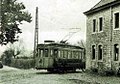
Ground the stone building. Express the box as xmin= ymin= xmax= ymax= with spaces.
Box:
xmin=84 ymin=0 xmax=120 ymax=73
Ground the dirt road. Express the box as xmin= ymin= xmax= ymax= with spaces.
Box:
xmin=0 ymin=66 xmax=120 ymax=84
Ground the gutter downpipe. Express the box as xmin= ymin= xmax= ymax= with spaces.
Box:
xmin=110 ymin=6 xmax=113 ymax=70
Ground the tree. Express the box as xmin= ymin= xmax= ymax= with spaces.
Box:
xmin=0 ymin=0 xmax=32 ymax=45
xmin=76 ymin=40 xmax=86 ymax=61
xmin=8 ymin=38 xmax=26 ymax=58
xmin=1 ymin=39 xmax=25 ymax=65
xmin=76 ymin=40 xmax=86 ymax=48
xmin=1 ymin=48 xmax=13 ymax=65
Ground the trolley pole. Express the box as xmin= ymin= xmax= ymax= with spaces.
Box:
xmin=34 ymin=7 xmax=39 ymax=64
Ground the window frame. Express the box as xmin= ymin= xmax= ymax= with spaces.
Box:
xmin=98 ymin=45 xmax=103 ymax=60
xmin=98 ymin=17 xmax=103 ymax=32
xmin=92 ymin=45 xmax=96 ymax=60
xmin=92 ymin=19 xmax=96 ymax=33
xmin=113 ymin=12 xmax=120 ymax=30
xmin=114 ymin=44 xmax=119 ymax=61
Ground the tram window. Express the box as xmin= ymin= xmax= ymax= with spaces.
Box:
xmin=58 ymin=51 xmax=60 ymax=58
xmin=54 ymin=49 xmax=58 ymax=57
xmin=81 ymin=52 xmax=83 ymax=59
xmin=73 ymin=51 xmax=75 ymax=58
xmin=60 ymin=51 xmax=62 ymax=58
xmin=71 ymin=51 xmax=73 ymax=58
xmin=70 ymin=51 xmax=72 ymax=58
xmin=50 ymin=50 xmax=53 ymax=56
xmin=76 ymin=52 xmax=79 ymax=59
xmin=75 ymin=51 xmax=78 ymax=59
xmin=80 ymin=52 xmax=82 ymax=59
xmin=79 ymin=52 xmax=81 ymax=59
xmin=60 ymin=51 xmax=63 ymax=58
xmin=45 ymin=49 xmax=48 ymax=57
xmin=62 ymin=51 xmax=64 ymax=58
xmin=73 ymin=51 xmax=76 ymax=58
xmin=63 ymin=51 xmax=65 ymax=58
xmin=65 ymin=50 xmax=68 ymax=58
xmin=75 ymin=51 xmax=77 ymax=58
xmin=40 ymin=49 xmax=43 ymax=57
xmin=38 ymin=49 xmax=40 ymax=57
xmin=64 ymin=50 xmax=67 ymax=58
xmin=78 ymin=52 xmax=81 ymax=59
xmin=68 ymin=51 xmax=71 ymax=59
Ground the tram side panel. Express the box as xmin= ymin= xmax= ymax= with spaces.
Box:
xmin=54 ymin=48 xmax=85 ymax=70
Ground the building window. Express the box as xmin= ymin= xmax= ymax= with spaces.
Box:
xmin=93 ymin=19 xmax=96 ymax=32
xmin=99 ymin=17 xmax=103 ymax=31
xmin=98 ymin=45 xmax=102 ymax=60
xmin=114 ymin=44 xmax=119 ymax=61
xmin=114 ymin=12 xmax=119 ymax=29
xmin=92 ymin=45 xmax=95 ymax=60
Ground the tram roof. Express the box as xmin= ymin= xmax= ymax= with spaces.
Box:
xmin=37 ymin=43 xmax=84 ymax=49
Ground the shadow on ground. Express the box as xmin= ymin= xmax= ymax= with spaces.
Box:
xmin=69 ymin=79 xmax=100 ymax=84
xmin=35 ymin=70 xmax=83 ymax=75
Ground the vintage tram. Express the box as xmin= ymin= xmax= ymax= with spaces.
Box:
xmin=35 ymin=41 xmax=85 ymax=72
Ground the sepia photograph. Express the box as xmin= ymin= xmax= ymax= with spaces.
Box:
xmin=1 ymin=0 xmax=120 ymax=84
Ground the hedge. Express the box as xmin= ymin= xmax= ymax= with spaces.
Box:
xmin=10 ymin=58 xmax=34 ymax=69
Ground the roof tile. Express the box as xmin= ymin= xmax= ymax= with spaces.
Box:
xmin=91 ymin=0 xmax=117 ymax=10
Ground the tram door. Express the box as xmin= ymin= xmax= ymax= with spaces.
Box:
xmin=35 ymin=49 xmax=43 ymax=68
xmin=43 ymin=49 xmax=54 ymax=68
xmin=43 ymin=49 xmax=49 ymax=68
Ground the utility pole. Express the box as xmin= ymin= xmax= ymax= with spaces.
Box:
xmin=34 ymin=7 xmax=39 ymax=59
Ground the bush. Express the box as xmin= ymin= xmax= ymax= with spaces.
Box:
xmin=0 ymin=61 xmax=3 ymax=69
xmin=104 ymin=69 xmax=115 ymax=76
xmin=91 ymin=68 xmax=98 ymax=73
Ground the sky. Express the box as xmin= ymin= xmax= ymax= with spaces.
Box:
xmin=0 ymin=0 xmax=101 ymax=53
